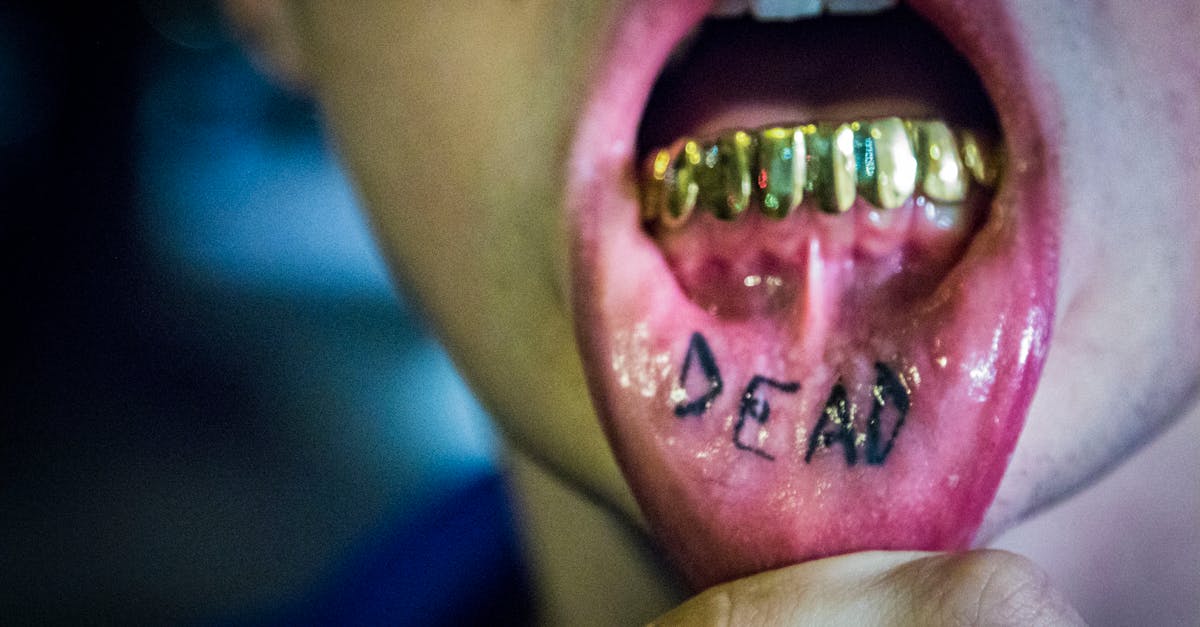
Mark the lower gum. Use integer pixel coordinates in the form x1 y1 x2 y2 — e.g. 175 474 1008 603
655 191 987 324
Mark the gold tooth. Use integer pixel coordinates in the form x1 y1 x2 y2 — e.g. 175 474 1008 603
913 120 968 203
830 123 859 213
641 117 996 225
640 148 671 223
692 140 720 215
724 130 756 220
860 117 918 210
803 123 858 214
695 130 754 221
959 129 1002 187
663 139 702 228
755 126 806 219
799 124 828 212
852 121 878 206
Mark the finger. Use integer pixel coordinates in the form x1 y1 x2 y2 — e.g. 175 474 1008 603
650 550 1085 626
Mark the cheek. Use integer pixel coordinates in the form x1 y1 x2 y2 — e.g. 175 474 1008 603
296 1 643 515
302 4 571 302
981 1 1200 532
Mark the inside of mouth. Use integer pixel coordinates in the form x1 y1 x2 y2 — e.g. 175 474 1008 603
635 8 1000 323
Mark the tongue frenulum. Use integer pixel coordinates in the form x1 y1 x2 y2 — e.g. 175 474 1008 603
569 4 1056 591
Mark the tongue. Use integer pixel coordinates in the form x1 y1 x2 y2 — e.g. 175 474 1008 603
577 171 1052 590
569 5 1057 591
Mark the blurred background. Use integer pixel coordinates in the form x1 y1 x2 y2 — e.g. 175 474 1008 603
3 2 1197 626
3 2 529 624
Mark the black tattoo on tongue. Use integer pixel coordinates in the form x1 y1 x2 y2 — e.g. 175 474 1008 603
865 363 910 465
674 332 722 417
670 332 910 465
805 382 860 466
803 364 911 466
734 376 801 461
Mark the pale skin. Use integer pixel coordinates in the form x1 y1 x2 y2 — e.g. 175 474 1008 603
226 1 1199 624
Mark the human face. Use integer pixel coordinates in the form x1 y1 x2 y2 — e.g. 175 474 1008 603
269 0 1198 588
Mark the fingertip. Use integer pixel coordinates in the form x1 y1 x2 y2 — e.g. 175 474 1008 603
652 550 1083 626
881 550 1086 626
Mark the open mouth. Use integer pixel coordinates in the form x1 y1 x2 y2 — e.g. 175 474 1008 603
567 0 1059 590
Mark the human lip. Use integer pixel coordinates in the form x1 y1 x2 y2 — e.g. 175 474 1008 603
566 0 1061 590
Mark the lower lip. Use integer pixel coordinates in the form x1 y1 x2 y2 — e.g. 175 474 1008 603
567 0 1061 589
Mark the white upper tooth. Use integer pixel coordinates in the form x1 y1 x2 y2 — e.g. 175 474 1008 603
825 0 898 15
750 0 823 21
715 0 898 21
711 0 752 17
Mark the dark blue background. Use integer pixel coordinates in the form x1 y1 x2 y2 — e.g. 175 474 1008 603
2 3 531 624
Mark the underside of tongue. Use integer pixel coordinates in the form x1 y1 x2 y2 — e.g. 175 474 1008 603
571 8 1056 590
